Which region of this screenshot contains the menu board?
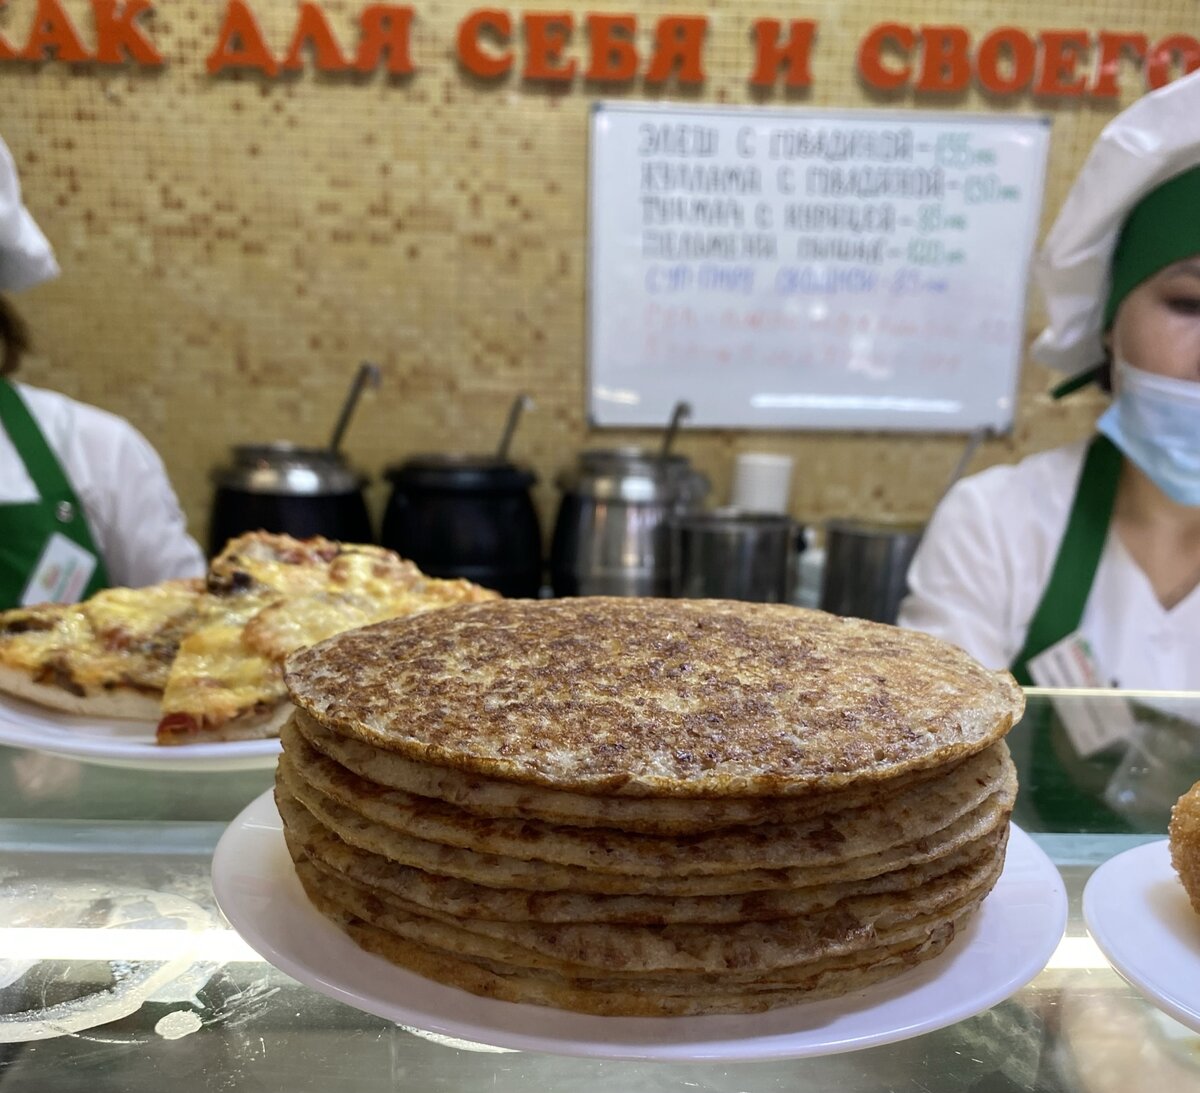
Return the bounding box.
[587,103,1050,432]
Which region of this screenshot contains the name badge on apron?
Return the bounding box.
[20,531,98,606]
[1027,631,1136,757]
[0,380,109,609]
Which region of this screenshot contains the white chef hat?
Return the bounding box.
[1033,70,1200,393]
[0,134,59,293]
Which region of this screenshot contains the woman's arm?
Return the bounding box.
[897,474,1021,670]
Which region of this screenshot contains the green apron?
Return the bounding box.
[1009,434,1132,832]
[0,379,109,609]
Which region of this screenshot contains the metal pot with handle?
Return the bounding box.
[379,395,543,598]
[381,454,542,598]
[817,430,989,624]
[670,509,802,603]
[819,519,924,625]
[550,447,709,597]
[207,362,380,554]
[208,442,373,554]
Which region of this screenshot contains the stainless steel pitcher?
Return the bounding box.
[819,519,924,625]
[670,510,800,603]
[550,448,709,597]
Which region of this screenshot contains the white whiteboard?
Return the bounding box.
[587,103,1050,432]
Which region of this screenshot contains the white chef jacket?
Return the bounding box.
[897,439,1200,691]
[0,382,205,588]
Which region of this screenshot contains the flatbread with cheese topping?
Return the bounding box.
[156,535,497,745]
[0,580,204,719]
[0,531,499,745]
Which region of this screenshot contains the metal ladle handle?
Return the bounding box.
[496,394,534,462]
[659,400,692,460]
[328,361,382,455]
[933,426,991,512]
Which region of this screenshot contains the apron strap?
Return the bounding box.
[1011,435,1123,685]
[0,379,80,506]
[1009,434,1131,833]
[0,379,110,597]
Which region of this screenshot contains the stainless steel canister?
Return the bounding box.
[819,519,924,625]
[670,510,799,603]
[550,448,709,597]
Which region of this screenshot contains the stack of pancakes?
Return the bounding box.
[277,598,1023,1016]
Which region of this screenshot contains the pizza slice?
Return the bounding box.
[206,531,351,598]
[240,548,498,661]
[0,579,205,720]
[0,529,502,744]
[154,536,500,746]
[80,580,206,692]
[154,612,290,744]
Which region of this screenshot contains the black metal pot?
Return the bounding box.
[381,455,542,598]
[209,443,373,556]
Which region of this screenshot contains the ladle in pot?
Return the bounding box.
[659,400,692,460]
[328,361,382,455]
[496,394,535,462]
[933,426,991,511]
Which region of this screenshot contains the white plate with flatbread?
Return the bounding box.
[1083,840,1200,1032]
[0,692,281,771]
[213,791,1067,1061]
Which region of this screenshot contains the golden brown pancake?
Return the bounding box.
[280,717,1011,876]
[279,598,1023,1014]
[285,598,1024,796]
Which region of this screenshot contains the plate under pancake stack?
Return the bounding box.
[277,598,1023,1016]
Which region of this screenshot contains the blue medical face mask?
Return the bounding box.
[1097,360,1200,507]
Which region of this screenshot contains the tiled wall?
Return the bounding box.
[2,0,1189,546]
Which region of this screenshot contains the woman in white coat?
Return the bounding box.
[0,136,204,608]
[900,72,1200,694]
[898,73,1200,830]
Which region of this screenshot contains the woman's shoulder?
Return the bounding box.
[13,382,140,442]
[922,438,1092,561]
[13,383,160,480]
[951,438,1090,513]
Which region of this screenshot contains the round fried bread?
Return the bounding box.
[281,795,1008,924]
[284,598,1023,797]
[290,830,1003,940]
[292,851,1001,976]
[280,722,1011,876]
[1170,779,1200,915]
[289,708,975,835]
[275,765,1016,897]
[297,870,974,1015]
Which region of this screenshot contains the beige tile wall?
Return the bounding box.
[1,0,1190,546]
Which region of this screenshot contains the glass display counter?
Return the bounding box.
[0,690,1196,1091]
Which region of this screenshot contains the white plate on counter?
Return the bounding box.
[0,692,281,771]
[213,792,1067,1061]
[1083,839,1200,1032]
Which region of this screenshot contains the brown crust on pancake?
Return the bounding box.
[285,598,1023,797]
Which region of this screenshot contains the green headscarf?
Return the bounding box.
[1104,162,1200,326]
[1053,162,1200,398]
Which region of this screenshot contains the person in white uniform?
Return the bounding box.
[0,135,204,608]
[899,72,1200,696]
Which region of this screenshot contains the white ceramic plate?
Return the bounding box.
[213,792,1067,1061]
[1083,840,1200,1032]
[0,692,280,771]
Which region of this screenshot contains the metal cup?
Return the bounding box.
[820,519,925,624]
[670,510,798,603]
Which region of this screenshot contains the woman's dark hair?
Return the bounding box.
[1097,352,1113,394]
[0,295,29,376]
